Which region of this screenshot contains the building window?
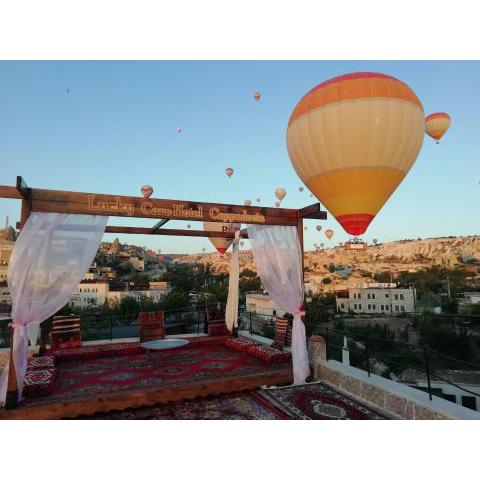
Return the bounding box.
[367,293,371,299]
[358,304,361,310]
[385,305,389,310]
[400,294,404,300]
[394,294,399,300]
[461,396,477,411]
[395,305,400,312]
[272,310,276,316]
[372,304,376,310]
[340,303,345,309]
[367,304,371,310]
[372,293,376,299]
[401,306,405,312]
[385,293,389,298]
[358,294,361,299]
[381,305,384,311]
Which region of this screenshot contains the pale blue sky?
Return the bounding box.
[0,61,479,253]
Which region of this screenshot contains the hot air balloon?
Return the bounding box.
[325,229,334,240]
[157,249,162,254]
[425,112,451,144]
[244,199,252,206]
[304,226,308,231]
[254,91,261,102]
[287,72,425,236]
[240,241,245,247]
[299,186,304,192]
[187,224,191,229]
[316,225,322,232]
[225,168,234,178]
[202,247,206,253]
[320,243,324,248]
[203,221,240,254]
[256,197,261,203]
[275,201,280,208]
[141,185,153,198]
[275,188,286,202]
[176,127,183,133]
[373,238,378,244]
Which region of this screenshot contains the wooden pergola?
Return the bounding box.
[0,176,327,409]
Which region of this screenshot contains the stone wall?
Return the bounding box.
[308,335,479,420]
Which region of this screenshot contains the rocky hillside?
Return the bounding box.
[172,235,480,287]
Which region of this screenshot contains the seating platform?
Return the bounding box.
[1,337,292,419]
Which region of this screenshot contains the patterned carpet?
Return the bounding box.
[24,344,290,406]
[257,383,384,420]
[79,383,383,420]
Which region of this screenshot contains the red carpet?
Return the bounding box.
[79,392,290,420]
[257,383,384,420]
[24,344,291,406]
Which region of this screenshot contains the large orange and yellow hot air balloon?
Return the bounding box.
[425,112,450,144]
[203,221,240,254]
[287,72,425,236]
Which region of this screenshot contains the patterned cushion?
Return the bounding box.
[50,315,82,350]
[23,368,56,397]
[224,337,258,353]
[139,311,165,342]
[52,343,143,362]
[246,344,291,364]
[272,316,288,350]
[28,355,55,370]
[208,322,229,336]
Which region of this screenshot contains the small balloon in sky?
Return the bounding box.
[299,186,304,192]
[240,241,245,247]
[176,127,183,133]
[425,112,451,144]
[256,197,261,203]
[253,91,261,102]
[66,88,70,94]
[275,201,280,208]
[141,185,153,198]
[187,224,191,229]
[316,225,322,232]
[202,247,206,253]
[225,168,234,178]
[275,188,286,202]
[304,226,308,231]
[325,229,334,240]
[244,199,252,206]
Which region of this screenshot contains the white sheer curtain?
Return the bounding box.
[225,230,240,331]
[247,225,310,384]
[0,212,108,404]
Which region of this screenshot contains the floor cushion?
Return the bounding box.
[28,355,55,370]
[52,343,143,362]
[246,344,292,364]
[23,368,56,397]
[208,322,229,336]
[224,336,258,353]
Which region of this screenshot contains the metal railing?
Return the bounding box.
[318,325,480,409]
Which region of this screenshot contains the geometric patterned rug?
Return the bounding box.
[79,392,291,420]
[24,344,290,407]
[78,383,384,420]
[257,383,384,420]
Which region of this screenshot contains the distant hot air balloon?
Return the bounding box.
[299,186,304,192]
[141,185,153,198]
[225,168,234,178]
[202,247,206,253]
[320,243,324,248]
[275,201,280,208]
[187,224,191,229]
[253,92,261,102]
[316,225,322,232]
[176,127,183,133]
[373,238,378,244]
[425,112,451,144]
[203,221,240,254]
[275,188,286,202]
[157,249,162,254]
[244,199,252,206]
[325,229,334,240]
[287,72,425,236]
[240,241,245,247]
[304,226,308,231]
[256,197,261,203]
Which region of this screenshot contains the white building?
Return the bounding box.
[245,293,285,317]
[335,283,416,314]
[70,280,171,307]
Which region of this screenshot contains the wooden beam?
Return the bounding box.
[299,203,327,220]
[27,188,298,226]
[0,186,22,199]
[151,219,170,231]
[105,225,249,238]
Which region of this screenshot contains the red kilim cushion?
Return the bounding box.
[224,336,258,353]
[139,311,165,342]
[272,316,288,350]
[208,322,229,336]
[52,343,143,363]
[23,368,56,397]
[246,344,292,364]
[27,355,55,370]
